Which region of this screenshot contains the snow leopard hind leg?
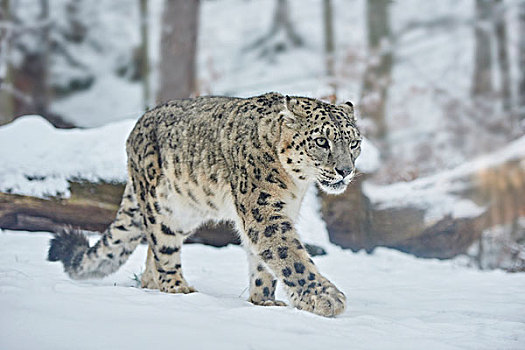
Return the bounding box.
[129,170,198,294]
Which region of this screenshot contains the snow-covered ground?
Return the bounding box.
[1,230,524,350]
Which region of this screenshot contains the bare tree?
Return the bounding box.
[0,0,14,125]
[157,0,200,104]
[245,0,303,59]
[360,0,393,142]
[519,0,525,121]
[12,0,49,117]
[139,0,150,110]
[323,0,336,102]
[472,0,493,98]
[494,0,511,112]
[323,0,334,78]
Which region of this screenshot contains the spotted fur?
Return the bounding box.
[48,92,361,317]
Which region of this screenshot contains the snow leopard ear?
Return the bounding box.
[283,95,304,126]
[339,101,356,121]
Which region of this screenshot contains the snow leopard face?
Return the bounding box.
[281,96,361,194]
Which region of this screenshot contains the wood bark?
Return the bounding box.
[157,0,199,103]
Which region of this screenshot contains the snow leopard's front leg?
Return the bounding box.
[141,246,158,289]
[236,190,346,317]
[245,249,287,307]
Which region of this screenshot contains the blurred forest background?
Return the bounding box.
[0,0,524,271]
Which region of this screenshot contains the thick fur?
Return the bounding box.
[48,92,361,317]
[48,228,89,272]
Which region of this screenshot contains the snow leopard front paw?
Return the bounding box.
[156,278,197,294]
[155,273,197,294]
[291,281,346,317]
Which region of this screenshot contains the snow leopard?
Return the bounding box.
[48,92,362,317]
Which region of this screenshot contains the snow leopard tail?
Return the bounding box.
[48,182,144,279]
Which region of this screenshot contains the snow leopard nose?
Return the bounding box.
[335,166,353,178]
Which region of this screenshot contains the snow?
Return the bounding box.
[0,116,133,198]
[2,2,524,346]
[1,230,524,350]
[51,75,144,128]
[0,115,377,198]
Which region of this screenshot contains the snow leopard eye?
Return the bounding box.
[315,137,329,148]
[350,140,361,149]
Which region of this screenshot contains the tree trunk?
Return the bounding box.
[323,0,334,76]
[519,0,525,121]
[270,0,303,46]
[12,0,49,117]
[157,0,199,104]
[494,0,511,112]
[0,0,14,125]
[323,0,336,102]
[139,0,151,111]
[360,0,392,143]
[472,0,493,98]
[244,0,303,58]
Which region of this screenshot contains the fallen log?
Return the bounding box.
[0,180,240,246]
[1,156,523,264]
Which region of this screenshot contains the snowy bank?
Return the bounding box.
[0,116,133,198]
[0,230,524,350]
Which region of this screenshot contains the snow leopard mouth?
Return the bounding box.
[317,178,348,194]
